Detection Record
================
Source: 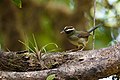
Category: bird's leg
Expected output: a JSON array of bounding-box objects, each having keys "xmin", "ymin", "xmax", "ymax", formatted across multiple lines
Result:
[
  {"xmin": 66, "ymin": 46, "xmax": 80, "ymax": 52},
  {"xmin": 80, "ymin": 42, "xmax": 87, "ymax": 51},
  {"xmin": 80, "ymin": 46, "xmax": 85, "ymax": 51},
  {"xmin": 74, "ymin": 45, "xmax": 82, "ymax": 51},
  {"xmin": 67, "ymin": 42, "xmax": 87, "ymax": 52}
]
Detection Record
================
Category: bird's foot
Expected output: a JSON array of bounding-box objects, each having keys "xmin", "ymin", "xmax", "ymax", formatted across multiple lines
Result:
[{"xmin": 66, "ymin": 49, "xmax": 79, "ymax": 52}]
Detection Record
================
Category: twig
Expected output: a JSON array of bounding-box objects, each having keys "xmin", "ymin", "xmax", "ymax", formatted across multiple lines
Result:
[{"xmin": 93, "ymin": 0, "xmax": 96, "ymax": 50}]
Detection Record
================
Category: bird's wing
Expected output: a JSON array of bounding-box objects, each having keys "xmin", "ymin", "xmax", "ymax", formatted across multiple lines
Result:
[{"xmin": 77, "ymin": 31, "xmax": 90, "ymax": 38}]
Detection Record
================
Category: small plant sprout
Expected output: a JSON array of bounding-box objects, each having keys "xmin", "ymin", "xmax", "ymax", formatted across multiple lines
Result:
[
  {"xmin": 32, "ymin": 34, "xmax": 40, "ymax": 61},
  {"xmin": 18, "ymin": 40, "xmax": 35, "ymax": 53},
  {"xmin": 40, "ymin": 43, "xmax": 59, "ymax": 53},
  {"xmin": 19, "ymin": 35, "xmax": 59, "ymax": 62}
]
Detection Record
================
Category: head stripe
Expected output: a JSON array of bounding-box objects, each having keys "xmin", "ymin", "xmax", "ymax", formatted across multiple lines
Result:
[
  {"xmin": 64, "ymin": 26, "xmax": 74, "ymax": 30},
  {"xmin": 65, "ymin": 28, "xmax": 75, "ymax": 31}
]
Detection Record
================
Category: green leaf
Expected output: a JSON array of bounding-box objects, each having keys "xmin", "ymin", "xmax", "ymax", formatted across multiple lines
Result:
[
  {"xmin": 46, "ymin": 74, "xmax": 55, "ymax": 80},
  {"xmin": 12, "ymin": 0, "xmax": 22, "ymax": 8}
]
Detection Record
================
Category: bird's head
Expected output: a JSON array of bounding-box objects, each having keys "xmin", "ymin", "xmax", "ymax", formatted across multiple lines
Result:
[{"xmin": 61, "ymin": 26, "xmax": 75, "ymax": 34}]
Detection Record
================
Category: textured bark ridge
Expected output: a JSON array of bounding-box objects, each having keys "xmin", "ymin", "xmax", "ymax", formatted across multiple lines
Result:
[{"xmin": 0, "ymin": 43, "xmax": 120, "ymax": 80}]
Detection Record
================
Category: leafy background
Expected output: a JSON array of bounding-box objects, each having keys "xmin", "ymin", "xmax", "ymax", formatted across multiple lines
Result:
[{"xmin": 0, "ymin": 0, "xmax": 120, "ymax": 52}]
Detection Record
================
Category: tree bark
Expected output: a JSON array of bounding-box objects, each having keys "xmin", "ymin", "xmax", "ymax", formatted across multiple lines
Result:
[{"xmin": 0, "ymin": 43, "xmax": 120, "ymax": 80}]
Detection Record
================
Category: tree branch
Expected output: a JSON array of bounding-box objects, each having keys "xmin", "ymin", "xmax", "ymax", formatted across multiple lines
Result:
[{"xmin": 0, "ymin": 43, "xmax": 120, "ymax": 80}]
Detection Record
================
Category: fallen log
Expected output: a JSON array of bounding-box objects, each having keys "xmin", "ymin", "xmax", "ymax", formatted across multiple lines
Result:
[{"xmin": 0, "ymin": 43, "xmax": 120, "ymax": 80}]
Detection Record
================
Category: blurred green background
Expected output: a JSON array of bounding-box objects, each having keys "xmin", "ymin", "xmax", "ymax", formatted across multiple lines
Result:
[{"xmin": 0, "ymin": 0, "xmax": 120, "ymax": 52}]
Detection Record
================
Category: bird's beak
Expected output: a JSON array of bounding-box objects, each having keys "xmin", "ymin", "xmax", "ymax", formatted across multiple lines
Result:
[{"xmin": 60, "ymin": 30, "xmax": 64, "ymax": 34}]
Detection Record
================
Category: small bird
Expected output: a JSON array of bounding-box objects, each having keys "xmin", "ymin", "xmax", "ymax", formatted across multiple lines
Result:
[{"xmin": 61, "ymin": 24, "xmax": 102, "ymax": 51}]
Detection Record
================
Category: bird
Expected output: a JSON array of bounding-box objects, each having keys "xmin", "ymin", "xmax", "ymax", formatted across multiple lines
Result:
[{"xmin": 61, "ymin": 24, "xmax": 102, "ymax": 51}]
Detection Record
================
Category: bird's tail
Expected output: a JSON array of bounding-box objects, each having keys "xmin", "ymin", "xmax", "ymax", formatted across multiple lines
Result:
[{"xmin": 88, "ymin": 24, "xmax": 102, "ymax": 33}]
